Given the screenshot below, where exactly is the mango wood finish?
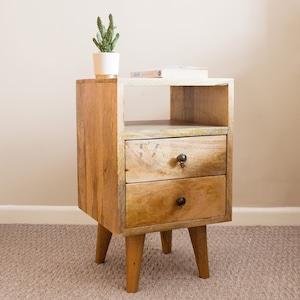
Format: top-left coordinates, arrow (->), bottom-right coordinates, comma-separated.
95,223 -> 112,264
126,176 -> 226,228
189,226 -> 209,278
126,234 -> 145,293
123,120 -> 229,139
160,230 -> 172,254
170,86 -> 229,126
125,136 -> 226,183
76,79 -> 121,234
76,77 -> 234,292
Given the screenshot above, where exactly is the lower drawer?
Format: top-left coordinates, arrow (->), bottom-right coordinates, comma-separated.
126,176 -> 226,228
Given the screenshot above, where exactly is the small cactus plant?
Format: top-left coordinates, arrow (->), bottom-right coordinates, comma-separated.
92,14 -> 120,52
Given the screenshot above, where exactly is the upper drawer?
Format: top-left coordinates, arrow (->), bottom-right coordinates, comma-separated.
125,136 -> 226,183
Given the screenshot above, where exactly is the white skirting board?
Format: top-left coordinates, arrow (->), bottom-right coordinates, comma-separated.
0,205 -> 299,226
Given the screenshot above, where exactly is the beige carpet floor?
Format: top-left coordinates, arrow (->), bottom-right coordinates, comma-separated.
0,224 -> 299,299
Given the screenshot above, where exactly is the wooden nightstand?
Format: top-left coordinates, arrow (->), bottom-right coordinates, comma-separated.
76,77 -> 234,292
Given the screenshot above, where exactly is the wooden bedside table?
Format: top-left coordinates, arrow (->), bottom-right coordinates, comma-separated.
76,77 -> 234,292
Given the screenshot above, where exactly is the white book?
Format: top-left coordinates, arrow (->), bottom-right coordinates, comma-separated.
130,65 -> 208,79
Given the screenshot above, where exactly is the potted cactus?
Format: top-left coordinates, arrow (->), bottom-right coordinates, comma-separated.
92,13 -> 120,78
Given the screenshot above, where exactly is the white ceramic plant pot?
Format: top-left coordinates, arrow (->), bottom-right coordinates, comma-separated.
93,52 -> 120,78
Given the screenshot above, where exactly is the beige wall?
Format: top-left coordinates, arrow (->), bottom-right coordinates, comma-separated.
0,0 -> 299,207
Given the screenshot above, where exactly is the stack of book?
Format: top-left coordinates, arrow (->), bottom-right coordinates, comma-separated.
130,65 -> 208,79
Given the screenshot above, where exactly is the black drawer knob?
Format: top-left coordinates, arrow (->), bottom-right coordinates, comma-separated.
177,153 -> 187,168
176,197 -> 186,207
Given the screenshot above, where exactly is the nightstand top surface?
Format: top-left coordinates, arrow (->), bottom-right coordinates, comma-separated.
77,77 -> 233,86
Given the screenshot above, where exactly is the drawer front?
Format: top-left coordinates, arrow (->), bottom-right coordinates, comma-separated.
125,136 -> 226,183
126,176 -> 226,228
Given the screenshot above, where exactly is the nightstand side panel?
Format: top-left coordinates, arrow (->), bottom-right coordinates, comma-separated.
76,79 -> 121,234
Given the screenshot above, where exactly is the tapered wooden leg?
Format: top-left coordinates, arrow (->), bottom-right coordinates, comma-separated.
95,223 -> 112,264
126,234 -> 145,293
160,230 -> 172,254
188,225 -> 209,278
